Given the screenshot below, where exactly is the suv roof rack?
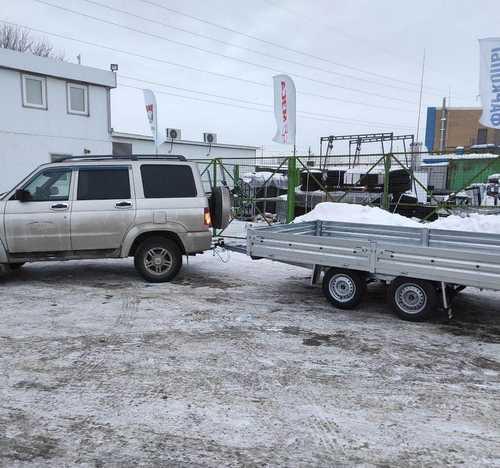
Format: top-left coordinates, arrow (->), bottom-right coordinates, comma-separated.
56,154 -> 187,162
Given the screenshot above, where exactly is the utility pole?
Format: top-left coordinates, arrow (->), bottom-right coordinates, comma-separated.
439,97 -> 448,153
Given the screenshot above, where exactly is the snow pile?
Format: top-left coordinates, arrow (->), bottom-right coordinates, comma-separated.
294,203 -> 419,227
430,213 -> 500,233
294,202 -> 500,234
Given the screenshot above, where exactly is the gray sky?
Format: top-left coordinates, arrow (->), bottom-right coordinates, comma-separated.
2,0 -> 498,154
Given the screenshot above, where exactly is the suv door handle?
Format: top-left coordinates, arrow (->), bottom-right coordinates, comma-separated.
115,201 -> 132,208
51,203 -> 68,210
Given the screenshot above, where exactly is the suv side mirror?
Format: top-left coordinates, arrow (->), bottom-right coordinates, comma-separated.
15,189 -> 30,202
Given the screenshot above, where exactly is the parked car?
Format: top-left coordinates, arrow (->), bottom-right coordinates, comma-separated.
0,155 -> 230,282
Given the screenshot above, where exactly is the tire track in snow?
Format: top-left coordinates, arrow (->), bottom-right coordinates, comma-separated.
71,287 -> 140,385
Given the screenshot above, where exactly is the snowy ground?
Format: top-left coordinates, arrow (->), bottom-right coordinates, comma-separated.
1,252 -> 500,467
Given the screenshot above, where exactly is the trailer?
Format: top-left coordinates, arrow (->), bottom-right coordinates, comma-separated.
245,221 -> 500,321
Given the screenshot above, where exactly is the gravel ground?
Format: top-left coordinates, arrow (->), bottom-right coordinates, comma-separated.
1,252 -> 499,467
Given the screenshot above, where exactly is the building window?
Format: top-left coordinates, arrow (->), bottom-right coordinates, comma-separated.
21,74 -> 47,109
477,128 -> 488,145
50,153 -> 72,163
67,82 -> 88,115
112,142 -> 133,156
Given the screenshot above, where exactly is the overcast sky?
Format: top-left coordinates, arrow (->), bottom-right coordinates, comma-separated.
2,0 -> 498,154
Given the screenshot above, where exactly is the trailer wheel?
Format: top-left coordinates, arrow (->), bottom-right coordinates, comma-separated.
389,277 -> 438,321
322,268 -> 366,310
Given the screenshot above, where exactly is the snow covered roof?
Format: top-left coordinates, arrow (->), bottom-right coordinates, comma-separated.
423,153 -> 499,162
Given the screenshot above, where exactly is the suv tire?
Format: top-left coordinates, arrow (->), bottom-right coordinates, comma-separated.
134,237 -> 182,283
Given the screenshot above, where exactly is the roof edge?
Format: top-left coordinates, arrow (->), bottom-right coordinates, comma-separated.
0,48 -> 116,88
111,131 -> 259,150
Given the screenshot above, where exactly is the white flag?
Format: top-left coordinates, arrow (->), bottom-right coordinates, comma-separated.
143,89 -> 160,149
272,74 -> 296,145
479,38 -> 500,129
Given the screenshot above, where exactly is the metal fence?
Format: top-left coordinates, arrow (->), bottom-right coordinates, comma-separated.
192,151 -> 500,236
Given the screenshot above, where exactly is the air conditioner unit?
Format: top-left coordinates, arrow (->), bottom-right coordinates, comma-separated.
166,128 -> 181,140
203,132 -> 217,144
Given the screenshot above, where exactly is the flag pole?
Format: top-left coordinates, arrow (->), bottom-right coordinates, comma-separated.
286,142 -> 297,223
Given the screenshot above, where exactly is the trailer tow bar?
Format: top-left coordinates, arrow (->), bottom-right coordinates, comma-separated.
441,282 -> 453,319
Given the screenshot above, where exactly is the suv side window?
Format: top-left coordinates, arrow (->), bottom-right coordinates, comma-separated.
141,164 -> 197,198
21,169 -> 72,202
77,167 -> 131,200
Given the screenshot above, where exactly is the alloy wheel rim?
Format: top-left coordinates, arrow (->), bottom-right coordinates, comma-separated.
144,247 -> 172,276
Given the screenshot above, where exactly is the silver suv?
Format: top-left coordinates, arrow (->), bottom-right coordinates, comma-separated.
0,155 -> 228,282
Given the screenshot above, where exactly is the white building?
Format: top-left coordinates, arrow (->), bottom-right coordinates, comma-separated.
111,131 -> 258,165
0,48 -> 258,192
0,47 -> 115,192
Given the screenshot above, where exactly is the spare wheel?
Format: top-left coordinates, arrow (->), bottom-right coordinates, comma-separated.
210,186 -> 231,229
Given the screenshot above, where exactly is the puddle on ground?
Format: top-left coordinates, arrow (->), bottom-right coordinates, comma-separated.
303,334 -> 332,346
172,273 -> 240,290
439,323 -> 500,344
281,326 -> 380,352
472,356 -> 500,371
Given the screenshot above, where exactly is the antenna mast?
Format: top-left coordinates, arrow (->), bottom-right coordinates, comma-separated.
415,49 -> 426,143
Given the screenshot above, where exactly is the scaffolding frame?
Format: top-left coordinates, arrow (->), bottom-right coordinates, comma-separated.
319,132 -> 415,169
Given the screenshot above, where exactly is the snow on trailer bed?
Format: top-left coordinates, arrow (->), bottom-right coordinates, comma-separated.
247,205 -> 500,320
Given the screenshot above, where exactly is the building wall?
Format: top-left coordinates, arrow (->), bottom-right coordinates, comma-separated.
111,136 -> 257,164
0,67 -> 112,192
447,157 -> 500,191
112,135 -> 258,192
426,107 -> 500,152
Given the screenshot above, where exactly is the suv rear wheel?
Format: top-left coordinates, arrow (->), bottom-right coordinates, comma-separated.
134,237 -> 182,283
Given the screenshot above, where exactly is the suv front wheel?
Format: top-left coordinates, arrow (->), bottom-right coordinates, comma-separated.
134,237 -> 182,283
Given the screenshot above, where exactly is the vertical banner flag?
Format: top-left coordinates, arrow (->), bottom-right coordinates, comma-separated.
272,74 -> 296,145
143,89 -> 160,150
479,38 -> 500,129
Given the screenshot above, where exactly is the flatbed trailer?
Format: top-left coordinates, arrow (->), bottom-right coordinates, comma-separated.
246,220 -> 500,321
